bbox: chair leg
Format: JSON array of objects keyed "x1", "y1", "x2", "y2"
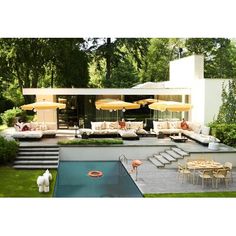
[{"x1": 202, "y1": 178, "x2": 204, "y2": 188}]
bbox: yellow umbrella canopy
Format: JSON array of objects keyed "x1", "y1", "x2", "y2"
[
  {"x1": 148, "y1": 100, "x2": 192, "y2": 112},
  {"x1": 134, "y1": 98, "x2": 158, "y2": 106},
  {"x1": 96, "y1": 100, "x2": 140, "y2": 111},
  {"x1": 21, "y1": 101, "x2": 66, "y2": 110},
  {"x1": 95, "y1": 98, "x2": 118, "y2": 107}
]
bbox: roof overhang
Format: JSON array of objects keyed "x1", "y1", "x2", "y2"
[{"x1": 23, "y1": 88, "x2": 191, "y2": 96}]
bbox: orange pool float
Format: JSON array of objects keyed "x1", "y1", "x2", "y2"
[{"x1": 88, "y1": 170, "x2": 103, "y2": 178}]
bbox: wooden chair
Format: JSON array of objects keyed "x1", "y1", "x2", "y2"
[
  {"x1": 213, "y1": 168, "x2": 229, "y2": 188},
  {"x1": 224, "y1": 162, "x2": 233, "y2": 183},
  {"x1": 177, "y1": 164, "x2": 192, "y2": 183},
  {"x1": 197, "y1": 170, "x2": 214, "y2": 188}
]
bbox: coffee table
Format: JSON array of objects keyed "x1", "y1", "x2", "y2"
[{"x1": 170, "y1": 135, "x2": 188, "y2": 142}]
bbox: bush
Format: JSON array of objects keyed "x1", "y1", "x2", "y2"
[
  {"x1": 58, "y1": 139, "x2": 123, "y2": 145},
  {"x1": 0, "y1": 115, "x2": 3, "y2": 126},
  {"x1": 1, "y1": 107, "x2": 26, "y2": 127},
  {"x1": 210, "y1": 123, "x2": 236, "y2": 147},
  {"x1": 0, "y1": 96, "x2": 15, "y2": 114},
  {"x1": 0, "y1": 136, "x2": 19, "y2": 164}
]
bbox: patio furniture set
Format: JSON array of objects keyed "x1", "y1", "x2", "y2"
[{"x1": 178, "y1": 160, "x2": 233, "y2": 188}]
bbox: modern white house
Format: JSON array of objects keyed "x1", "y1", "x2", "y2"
[{"x1": 23, "y1": 55, "x2": 229, "y2": 129}]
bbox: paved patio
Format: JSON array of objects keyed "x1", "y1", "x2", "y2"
[{"x1": 126, "y1": 160, "x2": 236, "y2": 194}]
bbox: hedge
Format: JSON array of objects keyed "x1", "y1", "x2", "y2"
[
  {"x1": 0, "y1": 136, "x2": 19, "y2": 164},
  {"x1": 210, "y1": 123, "x2": 236, "y2": 147},
  {"x1": 58, "y1": 139, "x2": 123, "y2": 145}
]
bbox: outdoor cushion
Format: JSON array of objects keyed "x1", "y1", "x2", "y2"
[
  {"x1": 118, "y1": 130, "x2": 137, "y2": 138},
  {"x1": 107, "y1": 121, "x2": 119, "y2": 129},
  {"x1": 91, "y1": 122, "x2": 104, "y2": 130},
  {"x1": 79, "y1": 128, "x2": 93, "y2": 135},
  {"x1": 126, "y1": 121, "x2": 143, "y2": 130},
  {"x1": 136, "y1": 128, "x2": 148, "y2": 135},
  {"x1": 153, "y1": 121, "x2": 168, "y2": 130},
  {"x1": 168, "y1": 121, "x2": 181, "y2": 129},
  {"x1": 201, "y1": 126, "x2": 210, "y2": 135},
  {"x1": 12, "y1": 131, "x2": 43, "y2": 139}
]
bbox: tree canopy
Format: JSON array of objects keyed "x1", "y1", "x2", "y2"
[{"x1": 0, "y1": 37, "x2": 236, "y2": 107}]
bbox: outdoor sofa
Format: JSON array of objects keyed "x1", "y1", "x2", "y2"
[
  {"x1": 153, "y1": 120, "x2": 220, "y2": 145},
  {"x1": 12, "y1": 122, "x2": 57, "y2": 140},
  {"x1": 79, "y1": 121, "x2": 147, "y2": 139}
]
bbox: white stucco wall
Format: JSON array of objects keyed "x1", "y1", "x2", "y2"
[
  {"x1": 204, "y1": 79, "x2": 231, "y2": 124},
  {"x1": 169, "y1": 55, "x2": 204, "y2": 87}
]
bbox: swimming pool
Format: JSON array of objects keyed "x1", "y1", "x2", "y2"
[{"x1": 53, "y1": 161, "x2": 143, "y2": 197}]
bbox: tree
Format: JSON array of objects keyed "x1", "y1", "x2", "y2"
[
  {"x1": 47, "y1": 38, "x2": 90, "y2": 88},
  {"x1": 217, "y1": 80, "x2": 236, "y2": 123},
  {"x1": 140, "y1": 38, "x2": 185, "y2": 82},
  {"x1": 91, "y1": 38, "x2": 149, "y2": 87},
  {"x1": 185, "y1": 38, "x2": 236, "y2": 78}
]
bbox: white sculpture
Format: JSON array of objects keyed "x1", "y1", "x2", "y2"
[{"x1": 36, "y1": 169, "x2": 53, "y2": 193}]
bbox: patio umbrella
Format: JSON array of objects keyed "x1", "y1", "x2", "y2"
[
  {"x1": 134, "y1": 98, "x2": 158, "y2": 106},
  {"x1": 21, "y1": 101, "x2": 66, "y2": 110},
  {"x1": 21, "y1": 100, "x2": 66, "y2": 124},
  {"x1": 148, "y1": 100, "x2": 192, "y2": 112},
  {"x1": 95, "y1": 100, "x2": 140, "y2": 120}
]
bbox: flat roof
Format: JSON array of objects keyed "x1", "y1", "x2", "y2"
[{"x1": 23, "y1": 88, "x2": 191, "y2": 96}]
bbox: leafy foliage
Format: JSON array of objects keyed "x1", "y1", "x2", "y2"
[
  {"x1": 1, "y1": 107, "x2": 26, "y2": 127},
  {"x1": 217, "y1": 80, "x2": 236, "y2": 123},
  {"x1": 185, "y1": 38, "x2": 236, "y2": 78},
  {"x1": 0, "y1": 136, "x2": 19, "y2": 164},
  {"x1": 210, "y1": 123, "x2": 236, "y2": 147},
  {"x1": 58, "y1": 139, "x2": 123, "y2": 145}
]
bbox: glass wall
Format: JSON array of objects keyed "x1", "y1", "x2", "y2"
[{"x1": 57, "y1": 94, "x2": 190, "y2": 129}]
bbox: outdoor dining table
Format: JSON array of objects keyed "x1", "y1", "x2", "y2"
[{"x1": 186, "y1": 160, "x2": 223, "y2": 184}]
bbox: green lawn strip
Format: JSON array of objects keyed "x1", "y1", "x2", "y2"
[
  {"x1": 0, "y1": 166, "x2": 57, "y2": 197},
  {"x1": 144, "y1": 192, "x2": 236, "y2": 198},
  {"x1": 58, "y1": 138, "x2": 123, "y2": 145}
]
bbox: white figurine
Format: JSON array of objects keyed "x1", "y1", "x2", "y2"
[
  {"x1": 36, "y1": 176, "x2": 45, "y2": 193},
  {"x1": 36, "y1": 169, "x2": 52, "y2": 193}
]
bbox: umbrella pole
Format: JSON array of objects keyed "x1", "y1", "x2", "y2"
[{"x1": 117, "y1": 110, "x2": 118, "y2": 121}]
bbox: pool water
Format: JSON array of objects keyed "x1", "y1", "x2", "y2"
[{"x1": 53, "y1": 161, "x2": 143, "y2": 197}]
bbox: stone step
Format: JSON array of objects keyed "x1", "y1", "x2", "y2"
[
  {"x1": 14, "y1": 160, "x2": 58, "y2": 165},
  {"x1": 16, "y1": 156, "x2": 58, "y2": 160},
  {"x1": 19, "y1": 148, "x2": 59, "y2": 152},
  {"x1": 18, "y1": 152, "x2": 59, "y2": 156},
  {"x1": 171, "y1": 147, "x2": 189, "y2": 156},
  {"x1": 165, "y1": 150, "x2": 183, "y2": 159},
  {"x1": 160, "y1": 152, "x2": 176, "y2": 162},
  {"x1": 148, "y1": 157, "x2": 164, "y2": 167},
  {"x1": 13, "y1": 165, "x2": 58, "y2": 169},
  {"x1": 153, "y1": 155, "x2": 170, "y2": 164},
  {"x1": 19, "y1": 144, "x2": 58, "y2": 148}
]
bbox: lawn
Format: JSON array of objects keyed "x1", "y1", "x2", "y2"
[
  {"x1": 144, "y1": 192, "x2": 236, "y2": 197},
  {"x1": 0, "y1": 166, "x2": 57, "y2": 197}
]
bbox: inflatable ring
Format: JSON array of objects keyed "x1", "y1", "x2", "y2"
[{"x1": 88, "y1": 170, "x2": 103, "y2": 178}]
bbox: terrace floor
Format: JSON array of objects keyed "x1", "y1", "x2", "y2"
[{"x1": 126, "y1": 160, "x2": 236, "y2": 194}]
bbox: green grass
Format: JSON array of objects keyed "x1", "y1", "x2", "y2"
[
  {"x1": 58, "y1": 138, "x2": 123, "y2": 145},
  {"x1": 0, "y1": 166, "x2": 57, "y2": 197},
  {"x1": 0, "y1": 125, "x2": 7, "y2": 132},
  {"x1": 144, "y1": 192, "x2": 236, "y2": 198}
]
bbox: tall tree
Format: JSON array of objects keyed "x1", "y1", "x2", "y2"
[
  {"x1": 92, "y1": 38, "x2": 149, "y2": 87},
  {"x1": 185, "y1": 38, "x2": 236, "y2": 78},
  {"x1": 140, "y1": 38, "x2": 185, "y2": 82}
]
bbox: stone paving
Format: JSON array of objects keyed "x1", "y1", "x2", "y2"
[{"x1": 126, "y1": 160, "x2": 236, "y2": 194}]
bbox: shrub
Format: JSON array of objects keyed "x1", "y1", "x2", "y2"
[
  {"x1": 0, "y1": 115, "x2": 3, "y2": 126},
  {"x1": 0, "y1": 136, "x2": 19, "y2": 164},
  {"x1": 210, "y1": 123, "x2": 236, "y2": 147},
  {"x1": 58, "y1": 139, "x2": 123, "y2": 145},
  {"x1": 0, "y1": 96, "x2": 15, "y2": 114},
  {"x1": 1, "y1": 107, "x2": 26, "y2": 127}
]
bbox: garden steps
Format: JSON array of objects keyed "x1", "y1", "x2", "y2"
[
  {"x1": 148, "y1": 157, "x2": 164, "y2": 167},
  {"x1": 13, "y1": 165, "x2": 58, "y2": 169},
  {"x1": 13, "y1": 145, "x2": 59, "y2": 169},
  {"x1": 171, "y1": 147, "x2": 189, "y2": 157},
  {"x1": 149, "y1": 147, "x2": 189, "y2": 168}
]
